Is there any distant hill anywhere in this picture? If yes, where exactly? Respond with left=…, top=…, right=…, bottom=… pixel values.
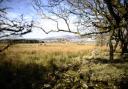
left=42, top=35, right=96, bottom=44
left=0, top=35, right=95, bottom=44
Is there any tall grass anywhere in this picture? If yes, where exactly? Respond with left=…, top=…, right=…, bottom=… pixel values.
left=0, top=43, right=128, bottom=89
left=2, top=43, right=97, bottom=64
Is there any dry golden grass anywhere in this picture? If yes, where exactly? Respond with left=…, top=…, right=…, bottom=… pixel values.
left=7, top=43, right=97, bottom=53
left=0, top=43, right=109, bottom=66
left=2, top=43, right=109, bottom=57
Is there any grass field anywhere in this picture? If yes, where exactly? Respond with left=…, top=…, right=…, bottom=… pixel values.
left=0, top=43, right=128, bottom=89
left=1, top=43, right=108, bottom=61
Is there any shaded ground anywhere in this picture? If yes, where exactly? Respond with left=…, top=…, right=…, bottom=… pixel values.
left=0, top=56, right=128, bottom=89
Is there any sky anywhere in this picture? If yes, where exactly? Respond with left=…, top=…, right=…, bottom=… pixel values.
left=1, top=0, right=76, bottom=39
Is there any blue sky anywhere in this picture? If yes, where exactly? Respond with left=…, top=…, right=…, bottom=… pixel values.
left=1, top=0, right=34, bottom=17
left=1, top=0, right=76, bottom=39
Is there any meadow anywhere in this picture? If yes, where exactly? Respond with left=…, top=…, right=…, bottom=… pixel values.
left=0, top=43, right=128, bottom=89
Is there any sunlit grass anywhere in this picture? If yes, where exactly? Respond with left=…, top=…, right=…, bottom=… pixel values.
left=0, top=43, right=128, bottom=89
left=2, top=43, right=99, bottom=64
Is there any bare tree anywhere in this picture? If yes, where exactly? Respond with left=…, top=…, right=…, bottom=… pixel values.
left=33, top=0, right=128, bottom=61
left=0, top=0, right=33, bottom=52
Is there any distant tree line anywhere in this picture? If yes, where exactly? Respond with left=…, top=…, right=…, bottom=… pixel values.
left=0, top=39, right=44, bottom=43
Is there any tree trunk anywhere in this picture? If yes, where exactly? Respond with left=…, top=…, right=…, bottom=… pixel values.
left=109, top=40, right=114, bottom=61
left=121, top=42, right=128, bottom=60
